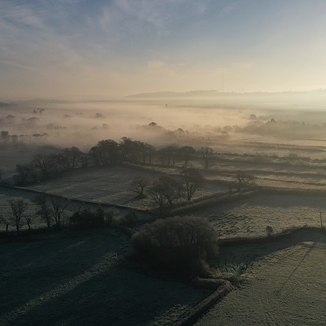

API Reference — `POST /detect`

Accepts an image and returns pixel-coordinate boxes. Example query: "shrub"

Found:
[69,206,111,229]
[132,216,219,278]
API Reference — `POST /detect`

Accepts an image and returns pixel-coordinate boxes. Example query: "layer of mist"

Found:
[1,96,326,153]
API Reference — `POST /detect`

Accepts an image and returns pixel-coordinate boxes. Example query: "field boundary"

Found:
[0,183,153,217]
[175,280,233,326]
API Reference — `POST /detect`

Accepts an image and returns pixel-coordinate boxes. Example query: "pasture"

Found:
[196,229,326,325]
[0,229,210,326]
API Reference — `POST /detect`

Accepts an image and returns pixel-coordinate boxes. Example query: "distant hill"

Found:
[0,101,9,107]
[126,90,220,98]
[126,89,326,99]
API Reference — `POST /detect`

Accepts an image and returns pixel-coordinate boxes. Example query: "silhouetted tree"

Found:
[90,139,120,165]
[15,164,38,185]
[1,131,9,143]
[180,146,196,168]
[8,198,28,234]
[50,197,69,227]
[0,215,10,233]
[129,176,149,197]
[181,168,205,200]
[34,194,52,228]
[149,175,184,210]
[32,154,58,179]
[236,171,256,191]
[56,147,82,170]
[198,146,215,169]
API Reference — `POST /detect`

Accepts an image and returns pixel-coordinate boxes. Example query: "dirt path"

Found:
[195,232,326,325]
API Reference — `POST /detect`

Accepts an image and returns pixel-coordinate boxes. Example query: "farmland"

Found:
[196,229,326,325]
[2,102,326,325]
[0,229,210,326]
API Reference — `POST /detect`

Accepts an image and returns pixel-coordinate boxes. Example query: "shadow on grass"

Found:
[217,227,326,268]
[0,229,208,326]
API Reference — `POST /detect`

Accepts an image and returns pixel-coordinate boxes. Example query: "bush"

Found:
[69,206,112,229]
[132,216,219,278]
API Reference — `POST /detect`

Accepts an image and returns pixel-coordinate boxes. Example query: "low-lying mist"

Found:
[1,96,326,152]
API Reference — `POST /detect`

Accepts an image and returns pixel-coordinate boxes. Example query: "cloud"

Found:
[147,60,165,70]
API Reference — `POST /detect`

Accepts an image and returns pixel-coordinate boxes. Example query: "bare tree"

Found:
[129,176,149,197]
[50,197,69,227]
[0,215,10,233]
[25,215,32,231]
[198,147,215,170]
[34,194,52,228]
[7,198,28,234]
[179,146,196,168]
[181,168,205,200]
[236,171,256,191]
[149,175,184,210]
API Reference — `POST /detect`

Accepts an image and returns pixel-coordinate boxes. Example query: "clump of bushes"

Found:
[69,207,112,229]
[132,216,219,278]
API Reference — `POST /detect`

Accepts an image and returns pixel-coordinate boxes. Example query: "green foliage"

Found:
[132,216,219,277]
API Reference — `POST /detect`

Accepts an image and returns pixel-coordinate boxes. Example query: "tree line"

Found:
[13,137,216,185]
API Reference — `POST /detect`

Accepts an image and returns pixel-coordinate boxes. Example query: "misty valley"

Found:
[1,97,326,325]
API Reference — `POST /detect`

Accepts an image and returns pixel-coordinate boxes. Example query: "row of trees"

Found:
[14,137,216,185]
[0,195,70,234]
[89,137,215,168]
[15,147,84,185]
[130,168,206,212]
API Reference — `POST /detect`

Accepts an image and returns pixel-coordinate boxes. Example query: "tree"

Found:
[7,198,28,234]
[56,147,82,170]
[179,146,196,168]
[15,164,38,185]
[149,175,184,211]
[25,215,32,231]
[132,216,219,277]
[34,194,52,228]
[1,131,10,143]
[32,154,58,179]
[236,171,256,191]
[158,145,179,166]
[135,141,156,164]
[90,139,120,165]
[129,176,149,197]
[181,168,205,200]
[198,147,215,170]
[50,197,69,227]
[0,215,10,233]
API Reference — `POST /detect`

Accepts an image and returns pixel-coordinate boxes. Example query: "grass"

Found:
[0,229,210,326]
[195,228,326,325]
[193,192,326,238]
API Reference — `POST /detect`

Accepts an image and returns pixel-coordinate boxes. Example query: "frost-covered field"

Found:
[26,165,227,209]
[196,230,326,326]
[196,193,326,238]
[0,229,210,326]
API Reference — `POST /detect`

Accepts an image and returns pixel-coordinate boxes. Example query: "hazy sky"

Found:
[1,0,326,99]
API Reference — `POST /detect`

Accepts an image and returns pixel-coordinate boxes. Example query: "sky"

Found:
[1,0,326,99]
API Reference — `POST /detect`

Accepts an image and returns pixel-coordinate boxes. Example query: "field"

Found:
[25,165,228,210]
[3,101,326,325]
[194,192,326,238]
[196,229,326,325]
[0,229,210,326]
